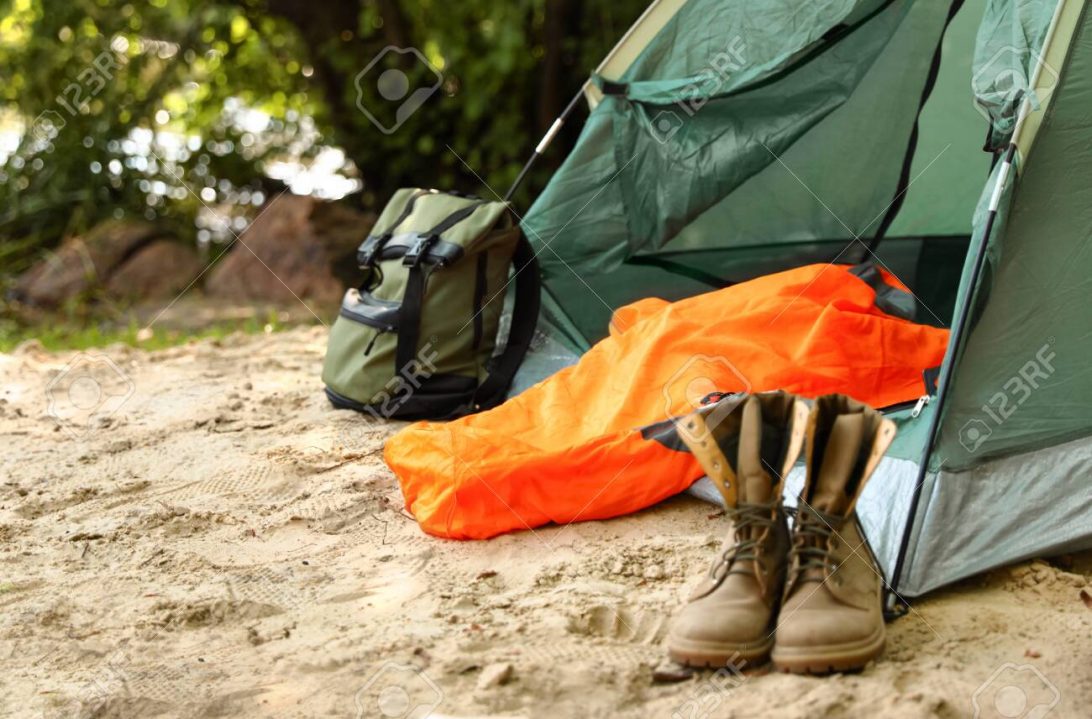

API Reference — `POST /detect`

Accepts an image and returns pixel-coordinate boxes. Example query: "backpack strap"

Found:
[394,199,541,414]
[472,232,541,411]
[395,201,487,377]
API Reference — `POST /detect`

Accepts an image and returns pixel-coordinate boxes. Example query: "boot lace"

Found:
[787,503,844,585]
[714,501,778,578]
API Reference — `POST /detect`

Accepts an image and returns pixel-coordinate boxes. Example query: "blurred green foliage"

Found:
[0,0,646,275]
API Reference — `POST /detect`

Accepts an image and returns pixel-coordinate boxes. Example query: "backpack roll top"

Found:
[323,188,540,420]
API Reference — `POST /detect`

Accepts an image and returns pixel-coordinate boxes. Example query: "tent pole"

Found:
[887,0,1069,610]
[502,84,588,202]
[589,0,671,84]
[1009,0,1069,147]
[502,0,676,202]
[886,143,1015,613]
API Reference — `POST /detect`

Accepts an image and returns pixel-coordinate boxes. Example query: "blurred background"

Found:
[0,0,645,349]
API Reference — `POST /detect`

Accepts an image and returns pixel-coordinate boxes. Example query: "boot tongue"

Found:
[736,396,772,505]
[811,413,866,514]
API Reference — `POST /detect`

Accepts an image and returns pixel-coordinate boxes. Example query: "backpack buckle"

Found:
[403,234,436,267]
[357,235,386,268]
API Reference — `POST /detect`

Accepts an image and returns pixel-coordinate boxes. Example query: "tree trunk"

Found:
[539,0,571,135]
[375,0,411,48]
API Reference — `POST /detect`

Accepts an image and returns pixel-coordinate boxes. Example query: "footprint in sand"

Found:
[567,604,668,645]
[156,462,297,507]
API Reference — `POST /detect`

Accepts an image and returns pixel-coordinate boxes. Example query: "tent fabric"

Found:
[524,0,922,280]
[900,434,1092,596]
[936,0,1092,468]
[883,0,993,238]
[1011,0,1084,159]
[599,0,889,106]
[972,0,1058,150]
[385,264,949,539]
[654,0,976,258]
[917,154,1014,468]
[584,0,689,109]
[522,0,988,352]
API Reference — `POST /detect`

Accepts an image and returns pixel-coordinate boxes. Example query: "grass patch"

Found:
[0,311,297,353]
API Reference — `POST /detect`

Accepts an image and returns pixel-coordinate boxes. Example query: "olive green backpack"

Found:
[322,188,540,419]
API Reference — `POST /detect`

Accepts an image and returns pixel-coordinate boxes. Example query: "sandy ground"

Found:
[0,326,1089,719]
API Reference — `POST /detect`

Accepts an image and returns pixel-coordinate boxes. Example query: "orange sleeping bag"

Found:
[384,263,949,539]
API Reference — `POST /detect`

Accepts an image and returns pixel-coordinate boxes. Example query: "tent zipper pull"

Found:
[911,394,932,418]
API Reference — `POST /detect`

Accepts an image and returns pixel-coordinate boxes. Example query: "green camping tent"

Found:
[514,0,1092,600]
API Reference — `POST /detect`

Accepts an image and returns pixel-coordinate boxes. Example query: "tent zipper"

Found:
[910,394,932,418]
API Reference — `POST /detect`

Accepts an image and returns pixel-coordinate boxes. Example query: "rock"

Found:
[651,661,694,684]
[205,195,374,307]
[105,240,204,301]
[476,662,513,690]
[310,199,377,287]
[11,221,168,308]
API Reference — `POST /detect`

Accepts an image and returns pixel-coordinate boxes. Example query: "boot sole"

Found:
[770,625,885,675]
[667,634,774,669]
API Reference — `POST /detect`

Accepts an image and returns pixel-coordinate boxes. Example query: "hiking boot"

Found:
[667,391,808,667]
[771,394,896,675]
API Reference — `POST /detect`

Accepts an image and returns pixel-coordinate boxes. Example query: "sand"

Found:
[1,326,1089,719]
